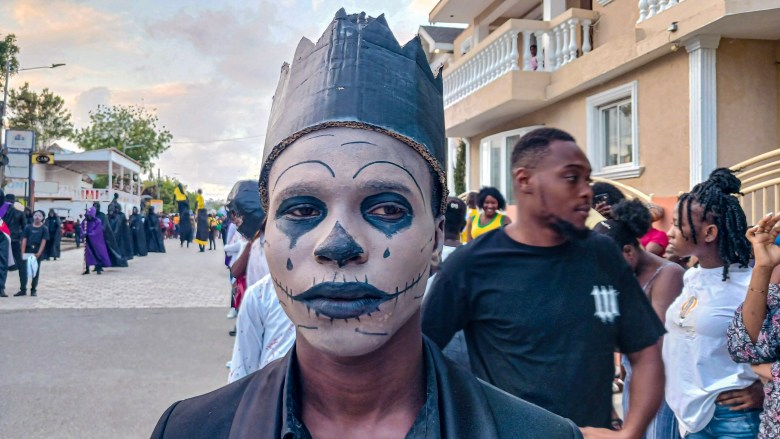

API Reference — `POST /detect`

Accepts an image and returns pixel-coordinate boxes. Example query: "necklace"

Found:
[679,296,698,321]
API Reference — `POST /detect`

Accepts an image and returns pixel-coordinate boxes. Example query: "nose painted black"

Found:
[314,222,364,268]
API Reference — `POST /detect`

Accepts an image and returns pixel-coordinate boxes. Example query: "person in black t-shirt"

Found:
[21,210,49,296]
[422,127,665,437]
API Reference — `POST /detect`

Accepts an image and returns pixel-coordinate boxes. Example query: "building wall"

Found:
[716,38,779,168]
[467,48,690,199]
[590,0,639,49]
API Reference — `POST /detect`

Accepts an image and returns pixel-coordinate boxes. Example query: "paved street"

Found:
[0,241,234,438]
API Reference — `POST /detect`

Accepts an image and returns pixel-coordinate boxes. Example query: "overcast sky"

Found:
[0,0,439,199]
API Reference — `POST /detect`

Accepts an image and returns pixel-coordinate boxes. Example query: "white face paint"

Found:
[265,127,443,357]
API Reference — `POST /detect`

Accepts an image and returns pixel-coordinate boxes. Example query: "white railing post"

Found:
[648,0,659,19]
[534,30,546,70]
[582,19,592,54]
[554,26,563,68]
[568,19,579,62]
[546,28,557,71]
[561,23,570,65]
[637,0,648,23]
[509,30,520,71]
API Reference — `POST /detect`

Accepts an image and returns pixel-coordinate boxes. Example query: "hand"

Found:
[751,363,773,384]
[716,381,764,410]
[580,427,629,439]
[746,213,780,269]
[595,202,612,219]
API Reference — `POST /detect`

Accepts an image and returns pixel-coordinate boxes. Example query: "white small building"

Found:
[30,148,142,219]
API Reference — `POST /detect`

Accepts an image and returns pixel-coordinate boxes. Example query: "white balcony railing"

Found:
[443,9,597,108]
[637,0,683,24]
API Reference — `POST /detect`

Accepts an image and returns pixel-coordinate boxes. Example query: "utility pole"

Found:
[1,60,10,185]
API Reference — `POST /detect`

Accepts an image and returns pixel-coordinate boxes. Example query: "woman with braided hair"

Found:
[596,199,684,438]
[664,168,764,438]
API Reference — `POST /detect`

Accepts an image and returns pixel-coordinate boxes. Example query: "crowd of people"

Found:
[143,9,780,439]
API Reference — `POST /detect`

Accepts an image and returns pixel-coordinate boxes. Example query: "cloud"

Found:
[73,87,112,126]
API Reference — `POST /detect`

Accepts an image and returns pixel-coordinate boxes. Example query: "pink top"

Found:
[640,227,668,251]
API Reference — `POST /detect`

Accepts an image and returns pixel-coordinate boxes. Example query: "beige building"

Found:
[430,0,780,227]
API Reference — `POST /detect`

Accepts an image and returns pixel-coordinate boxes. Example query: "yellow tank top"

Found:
[471,212,505,239]
[461,209,479,243]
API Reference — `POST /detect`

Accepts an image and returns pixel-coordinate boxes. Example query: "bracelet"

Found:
[749,287,768,295]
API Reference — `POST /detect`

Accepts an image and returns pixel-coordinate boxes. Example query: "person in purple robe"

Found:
[82,207,111,275]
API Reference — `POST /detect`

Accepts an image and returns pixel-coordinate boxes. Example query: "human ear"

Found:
[429,215,445,274]
[515,167,533,195]
[704,224,719,244]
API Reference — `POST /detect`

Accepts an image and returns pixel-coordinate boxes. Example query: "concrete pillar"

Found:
[685,35,720,187]
[544,0,567,21]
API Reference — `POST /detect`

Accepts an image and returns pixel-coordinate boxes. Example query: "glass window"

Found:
[490,141,502,189]
[600,98,633,168]
[505,134,520,201]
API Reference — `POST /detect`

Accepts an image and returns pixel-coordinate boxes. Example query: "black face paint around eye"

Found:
[360,193,413,238]
[313,222,364,268]
[383,248,390,258]
[274,266,427,320]
[275,196,327,249]
[287,258,294,270]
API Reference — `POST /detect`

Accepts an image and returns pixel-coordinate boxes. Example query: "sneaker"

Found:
[13,290,26,297]
[30,290,37,297]
[227,308,237,319]
[0,291,7,297]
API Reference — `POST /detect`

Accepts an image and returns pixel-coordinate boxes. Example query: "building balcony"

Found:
[443,8,598,137]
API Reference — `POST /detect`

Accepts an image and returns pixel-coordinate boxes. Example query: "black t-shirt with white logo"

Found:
[23,224,49,256]
[422,228,664,429]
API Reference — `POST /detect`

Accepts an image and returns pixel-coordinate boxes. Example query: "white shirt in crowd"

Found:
[228,274,295,383]
[246,237,270,287]
[663,264,758,436]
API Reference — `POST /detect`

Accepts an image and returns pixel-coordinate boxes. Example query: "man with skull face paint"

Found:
[151,10,580,439]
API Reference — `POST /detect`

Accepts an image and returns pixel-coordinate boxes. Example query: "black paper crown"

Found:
[259,9,447,213]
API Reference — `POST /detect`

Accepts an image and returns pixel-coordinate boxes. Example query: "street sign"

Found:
[5,152,30,179]
[32,153,55,164]
[5,129,35,153]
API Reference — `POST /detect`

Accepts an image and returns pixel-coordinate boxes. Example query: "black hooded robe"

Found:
[43,216,62,260]
[129,213,148,257]
[110,211,135,261]
[95,209,128,267]
[146,210,166,253]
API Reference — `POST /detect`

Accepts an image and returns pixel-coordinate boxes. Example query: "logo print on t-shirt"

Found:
[591,286,620,324]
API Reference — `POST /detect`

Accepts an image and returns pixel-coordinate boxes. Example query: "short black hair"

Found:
[465,191,478,209]
[510,127,576,169]
[592,182,626,207]
[477,186,506,210]
[444,197,467,238]
[597,200,651,248]
[678,168,750,281]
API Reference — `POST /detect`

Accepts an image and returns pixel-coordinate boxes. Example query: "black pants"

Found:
[75,234,81,248]
[0,237,8,292]
[28,258,41,292]
[208,236,216,249]
[8,241,27,292]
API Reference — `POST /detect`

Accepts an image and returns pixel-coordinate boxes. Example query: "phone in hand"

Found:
[594,193,609,206]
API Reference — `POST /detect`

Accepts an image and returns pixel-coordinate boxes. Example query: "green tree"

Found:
[7,82,74,150]
[71,104,173,172]
[0,34,20,89]
[454,139,467,196]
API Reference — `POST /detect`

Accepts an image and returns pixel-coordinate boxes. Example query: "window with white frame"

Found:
[479,126,543,204]
[586,81,642,179]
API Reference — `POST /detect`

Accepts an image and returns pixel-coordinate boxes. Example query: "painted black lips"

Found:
[292,282,391,320]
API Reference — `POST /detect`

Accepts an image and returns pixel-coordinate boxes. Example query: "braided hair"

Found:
[677,168,750,280]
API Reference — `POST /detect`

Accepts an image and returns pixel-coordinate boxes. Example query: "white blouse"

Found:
[663,264,758,435]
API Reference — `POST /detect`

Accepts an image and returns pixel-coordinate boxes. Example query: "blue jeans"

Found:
[685,404,760,439]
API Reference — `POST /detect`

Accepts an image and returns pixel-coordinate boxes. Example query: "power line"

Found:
[171,134,266,144]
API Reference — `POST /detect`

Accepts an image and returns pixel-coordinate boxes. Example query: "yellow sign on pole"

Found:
[31,153,55,165]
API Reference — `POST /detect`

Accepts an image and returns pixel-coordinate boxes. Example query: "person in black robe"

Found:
[129,207,148,257]
[43,209,62,261]
[108,203,134,261]
[92,202,128,268]
[145,207,166,253]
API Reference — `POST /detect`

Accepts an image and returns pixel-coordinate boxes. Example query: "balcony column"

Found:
[534,30,546,70]
[560,23,570,65]
[509,31,520,71]
[686,35,720,187]
[582,20,592,54]
[546,28,558,71]
[567,19,578,62]
[554,26,563,68]
[637,0,648,23]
